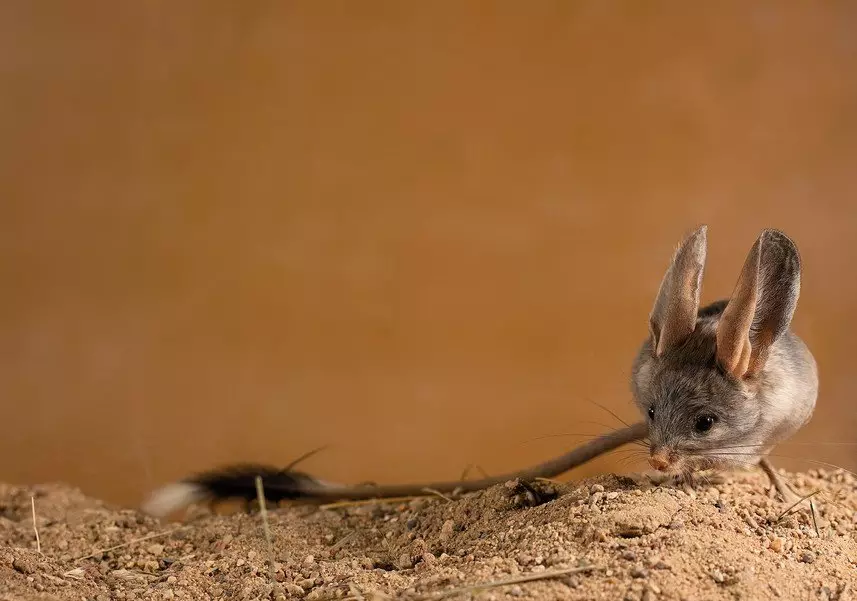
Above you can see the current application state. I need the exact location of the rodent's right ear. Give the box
[648,225,708,357]
[716,229,801,379]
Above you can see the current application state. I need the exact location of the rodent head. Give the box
[631,226,802,475]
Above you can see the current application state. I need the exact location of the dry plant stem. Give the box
[31,497,41,554]
[75,527,186,562]
[319,496,431,510]
[421,488,453,502]
[409,565,600,600]
[254,476,279,587]
[300,422,648,501]
[760,457,820,527]
[775,489,822,522]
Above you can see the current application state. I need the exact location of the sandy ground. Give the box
[1,468,856,601]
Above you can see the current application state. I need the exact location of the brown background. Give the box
[1,2,856,508]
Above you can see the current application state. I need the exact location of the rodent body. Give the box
[140,226,817,518]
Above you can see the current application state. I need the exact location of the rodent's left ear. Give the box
[649,225,708,357]
[716,229,801,379]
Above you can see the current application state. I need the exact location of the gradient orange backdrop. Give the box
[1,2,855,507]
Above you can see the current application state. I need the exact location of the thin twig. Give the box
[254,476,280,592]
[810,497,820,537]
[31,497,41,554]
[76,527,185,562]
[409,565,600,600]
[420,488,453,502]
[330,531,357,551]
[775,489,822,522]
[319,495,431,510]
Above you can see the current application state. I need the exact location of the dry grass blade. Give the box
[75,527,186,562]
[775,489,822,522]
[319,495,431,510]
[255,476,285,600]
[408,565,600,600]
[31,496,41,554]
[810,497,820,537]
[420,488,453,502]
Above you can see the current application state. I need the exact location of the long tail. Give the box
[140,422,647,518]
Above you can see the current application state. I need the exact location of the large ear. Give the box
[649,225,708,357]
[715,229,801,379]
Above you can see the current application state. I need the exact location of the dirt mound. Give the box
[1,469,856,601]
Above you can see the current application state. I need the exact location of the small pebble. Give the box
[799,552,815,564]
[147,544,165,556]
[711,569,726,583]
[630,566,648,578]
[590,484,605,494]
[12,557,36,574]
[285,583,304,596]
[439,520,456,542]
[769,537,784,553]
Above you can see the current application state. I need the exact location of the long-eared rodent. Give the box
[631,226,817,501]
[140,226,817,518]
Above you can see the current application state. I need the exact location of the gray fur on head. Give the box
[632,227,818,475]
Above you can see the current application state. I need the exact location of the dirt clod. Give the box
[2,469,857,600]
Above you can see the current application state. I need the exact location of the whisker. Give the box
[583,398,633,429]
[704,452,857,479]
[517,431,614,445]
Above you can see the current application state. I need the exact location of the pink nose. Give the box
[648,453,671,472]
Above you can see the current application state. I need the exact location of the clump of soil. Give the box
[2,469,856,601]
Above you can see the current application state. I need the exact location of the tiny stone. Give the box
[711,569,726,583]
[236,558,245,567]
[800,552,815,564]
[606,492,619,500]
[167,576,177,584]
[590,484,605,493]
[769,537,784,553]
[285,583,304,596]
[147,544,165,556]
[630,566,648,578]
[622,550,637,561]
[12,556,36,574]
[439,520,456,542]
[303,555,315,566]
[509,585,524,597]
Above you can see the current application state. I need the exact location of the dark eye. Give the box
[695,415,716,433]
[647,407,655,420]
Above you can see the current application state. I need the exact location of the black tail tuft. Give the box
[140,463,323,518]
[187,463,321,502]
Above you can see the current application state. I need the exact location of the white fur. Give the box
[140,482,208,518]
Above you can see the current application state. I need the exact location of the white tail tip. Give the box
[140,482,208,518]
